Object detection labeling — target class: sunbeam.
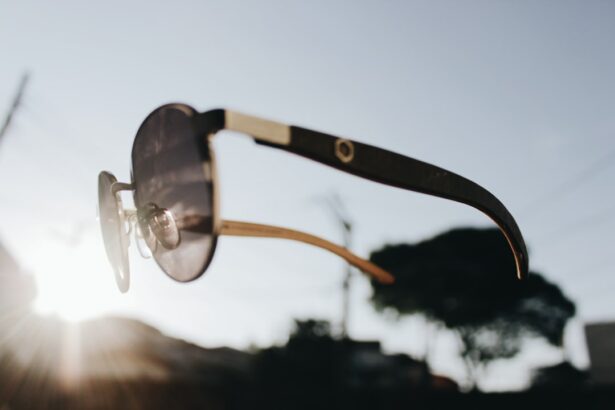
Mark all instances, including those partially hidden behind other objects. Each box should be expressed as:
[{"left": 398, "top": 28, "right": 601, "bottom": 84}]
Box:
[{"left": 31, "top": 231, "right": 118, "bottom": 322}]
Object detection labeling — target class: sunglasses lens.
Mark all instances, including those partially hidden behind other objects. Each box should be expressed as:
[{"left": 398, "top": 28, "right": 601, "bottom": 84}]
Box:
[
  {"left": 131, "top": 104, "right": 217, "bottom": 282},
  {"left": 98, "top": 171, "right": 130, "bottom": 292}
]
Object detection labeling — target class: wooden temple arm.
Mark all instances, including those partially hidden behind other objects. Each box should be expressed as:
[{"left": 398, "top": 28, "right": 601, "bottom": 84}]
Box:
[
  {"left": 219, "top": 220, "right": 395, "bottom": 285},
  {"left": 199, "top": 109, "right": 528, "bottom": 280}
]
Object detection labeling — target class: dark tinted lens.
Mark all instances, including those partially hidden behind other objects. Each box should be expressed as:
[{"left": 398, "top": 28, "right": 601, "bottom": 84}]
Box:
[
  {"left": 131, "top": 104, "right": 216, "bottom": 282},
  {"left": 98, "top": 171, "right": 130, "bottom": 292}
]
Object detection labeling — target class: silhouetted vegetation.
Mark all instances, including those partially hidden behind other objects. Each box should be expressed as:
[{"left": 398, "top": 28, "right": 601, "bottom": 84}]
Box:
[
  {"left": 531, "top": 361, "right": 589, "bottom": 389},
  {"left": 1, "top": 232, "right": 612, "bottom": 409},
  {"left": 369, "top": 227, "right": 576, "bottom": 387}
]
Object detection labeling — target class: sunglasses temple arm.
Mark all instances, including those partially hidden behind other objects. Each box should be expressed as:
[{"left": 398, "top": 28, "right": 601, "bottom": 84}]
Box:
[
  {"left": 200, "top": 109, "right": 527, "bottom": 279},
  {"left": 216, "top": 110, "right": 527, "bottom": 280},
  {"left": 218, "top": 220, "right": 395, "bottom": 285},
  {"left": 271, "top": 128, "right": 528, "bottom": 280}
]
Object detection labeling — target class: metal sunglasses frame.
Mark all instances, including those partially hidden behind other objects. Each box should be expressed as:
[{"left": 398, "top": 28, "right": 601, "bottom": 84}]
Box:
[{"left": 102, "top": 103, "right": 529, "bottom": 292}]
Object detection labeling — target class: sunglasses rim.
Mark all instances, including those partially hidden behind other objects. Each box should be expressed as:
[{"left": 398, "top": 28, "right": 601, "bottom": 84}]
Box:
[
  {"left": 129, "top": 103, "right": 221, "bottom": 283},
  {"left": 98, "top": 170, "right": 131, "bottom": 292}
]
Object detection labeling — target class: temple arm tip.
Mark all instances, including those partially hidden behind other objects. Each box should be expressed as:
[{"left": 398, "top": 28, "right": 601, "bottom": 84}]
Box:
[
  {"left": 515, "top": 250, "right": 529, "bottom": 281},
  {"left": 517, "top": 266, "right": 529, "bottom": 281},
  {"left": 379, "top": 273, "right": 396, "bottom": 285},
  {"left": 364, "top": 264, "right": 395, "bottom": 285}
]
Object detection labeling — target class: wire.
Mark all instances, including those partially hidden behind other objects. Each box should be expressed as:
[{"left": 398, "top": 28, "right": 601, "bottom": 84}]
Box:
[
  {"left": 0, "top": 72, "right": 29, "bottom": 142},
  {"left": 520, "top": 145, "right": 615, "bottom": 217},
  {"left": 533, "top": 203, "right": 615, "bottom": 246}
]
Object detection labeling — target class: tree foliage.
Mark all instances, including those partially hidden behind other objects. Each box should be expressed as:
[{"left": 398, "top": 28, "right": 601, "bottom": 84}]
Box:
[{"left": 369, "top": 227, "right": 576, "bottom": 372}]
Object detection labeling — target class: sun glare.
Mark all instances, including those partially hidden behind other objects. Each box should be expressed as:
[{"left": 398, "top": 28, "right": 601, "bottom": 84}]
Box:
[{"left": 32, "top": 232, "right": 120, "bottom": 322}]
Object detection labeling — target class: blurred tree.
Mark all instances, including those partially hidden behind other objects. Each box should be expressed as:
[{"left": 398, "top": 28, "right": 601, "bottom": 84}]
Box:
[{"left": 369, "top": 227, "right": 576, "bottom": 387}]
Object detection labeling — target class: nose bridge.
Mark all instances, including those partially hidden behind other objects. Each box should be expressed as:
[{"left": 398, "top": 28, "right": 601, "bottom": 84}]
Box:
[{"left": 111, "top": 181, "right": 134, "bottom": 194}]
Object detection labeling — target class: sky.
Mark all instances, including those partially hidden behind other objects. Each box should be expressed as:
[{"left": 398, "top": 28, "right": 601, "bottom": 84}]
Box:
[{"left": 1, "top": 0, "right": 614, "bottom": 390}]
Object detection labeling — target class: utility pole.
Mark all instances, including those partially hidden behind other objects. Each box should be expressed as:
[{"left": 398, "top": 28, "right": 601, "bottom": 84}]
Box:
[
  {"left": 325, "top": 194, "right": 353, "bottom": 339},
  {"left": 0, "top": 72, "right": 29, "bottom": 143}
]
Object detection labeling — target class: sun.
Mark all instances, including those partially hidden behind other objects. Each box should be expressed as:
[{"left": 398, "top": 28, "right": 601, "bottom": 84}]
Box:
[{"left": 32, "top": 232, "right": 121, "bottom": 322}]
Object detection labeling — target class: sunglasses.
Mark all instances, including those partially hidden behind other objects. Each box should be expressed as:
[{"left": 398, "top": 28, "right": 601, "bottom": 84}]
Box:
[{"left": 98, "top": 103, "right": 528, "bottom": 293}]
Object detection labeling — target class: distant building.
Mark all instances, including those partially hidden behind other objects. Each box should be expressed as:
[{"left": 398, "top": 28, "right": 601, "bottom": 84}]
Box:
[{"left": 585, "top": 322, "right": 615, "bottom": 385}]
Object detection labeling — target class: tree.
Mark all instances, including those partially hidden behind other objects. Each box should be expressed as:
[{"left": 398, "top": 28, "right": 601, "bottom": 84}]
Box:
[{"left": 369, "top": 227, "right": 576, "bottom": 387}]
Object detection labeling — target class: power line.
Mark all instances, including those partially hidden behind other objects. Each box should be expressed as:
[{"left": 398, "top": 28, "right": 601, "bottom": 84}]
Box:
[
  {"left": 533, "top": 203, "right": 615, "bottom": 246},
  {"left": 520, "top": 145, "right": 615, "bottom": 217},
  {"left": 323, "top": 193, "right": 354, "bottom": 338},
  {"left": 0, "top": 72, "right": 29, "bottom": 142}
]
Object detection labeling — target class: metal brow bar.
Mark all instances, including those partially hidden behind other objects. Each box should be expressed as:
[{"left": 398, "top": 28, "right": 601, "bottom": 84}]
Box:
[
  {"left": 219, "top": 220, "right": 395, "bottom": 285},
  {"left": 197, "top": 109, "right": 529, "bottom": 280},
  {"left": 224, "top": 111, "right": 291, "bottom": 145}
]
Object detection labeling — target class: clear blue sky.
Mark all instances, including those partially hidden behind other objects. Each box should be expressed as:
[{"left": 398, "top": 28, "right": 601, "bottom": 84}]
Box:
[{"left": 1, "top": 0, "right": 613, "bottom": 390}]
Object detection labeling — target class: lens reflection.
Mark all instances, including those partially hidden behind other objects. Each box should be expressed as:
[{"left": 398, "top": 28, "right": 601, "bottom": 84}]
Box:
[
  {"left": 131, "top": 104, "right": 217, "bottom": 282},
  {"left": 97, "top": 171, "right": 130, "bottom": 292}
]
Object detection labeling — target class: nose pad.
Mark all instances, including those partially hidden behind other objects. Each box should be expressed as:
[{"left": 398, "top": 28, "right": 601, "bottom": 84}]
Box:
[
  {"left": 137, "top": 207, "right": 158, "bottom": 254},
  {"left": 124, "top": 214, "right": 134, "bottom": 237},
  {"left": 148, "top": 207, "right": 181, "bottom": 250},
  {"left": 134, "top": 222, "right": 154, "bottom": 258}
]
